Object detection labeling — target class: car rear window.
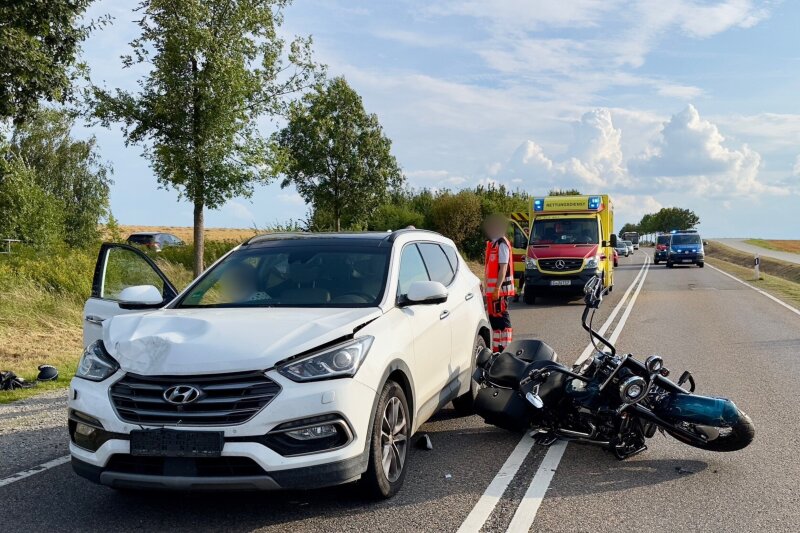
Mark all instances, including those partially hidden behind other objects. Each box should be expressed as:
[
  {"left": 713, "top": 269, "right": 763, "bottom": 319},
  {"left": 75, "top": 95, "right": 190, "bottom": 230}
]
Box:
[{"left": 128, "top": 234, "right": 155, "bottom": 245}]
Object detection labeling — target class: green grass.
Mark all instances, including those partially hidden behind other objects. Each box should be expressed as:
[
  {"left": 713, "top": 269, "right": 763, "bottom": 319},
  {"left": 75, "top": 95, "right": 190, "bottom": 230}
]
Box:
[{"left": 706, "top": 258, "right": 800, "bottom": 310}]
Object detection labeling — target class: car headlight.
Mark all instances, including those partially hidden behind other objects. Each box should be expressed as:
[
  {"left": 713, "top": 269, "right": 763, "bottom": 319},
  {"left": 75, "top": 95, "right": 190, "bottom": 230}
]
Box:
[
  {"left": 525, "top": 257, "right": 537, "bottom": 270},
  {"left": 279, "top": 336, "right": 374, "bottom": 382},
  {"left": 585, "top": 255, "right": 601, "bottom": 269},
  {"left": 76, "top": 340, "right": 120, "bottom": 382}
]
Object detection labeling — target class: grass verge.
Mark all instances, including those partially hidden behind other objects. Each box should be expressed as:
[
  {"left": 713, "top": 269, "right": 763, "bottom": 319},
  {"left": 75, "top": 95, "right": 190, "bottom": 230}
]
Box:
[
  {"left": 744, "top": 239, "right": 800, "bottom": 255},
  {"left": 707, "top": 241, "right": 800, "bottom": 284},
  {"left": 705, "top": 257, "right": 800, "bottom": 310}
]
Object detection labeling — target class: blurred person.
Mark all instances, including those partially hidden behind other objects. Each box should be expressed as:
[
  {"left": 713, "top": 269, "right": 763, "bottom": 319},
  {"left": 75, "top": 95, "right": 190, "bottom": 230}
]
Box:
[{"left": 483, "top": 214, "right": 515, "bottom": 351}]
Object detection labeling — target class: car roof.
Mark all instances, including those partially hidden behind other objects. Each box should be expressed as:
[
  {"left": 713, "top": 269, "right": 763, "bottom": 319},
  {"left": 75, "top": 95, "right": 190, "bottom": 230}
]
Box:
[
  {"left": 242, "top": 229, "right": 447, "bottom": 249},
  {"left": 128, "top": 232, "right": 159, "bottom": 236}
]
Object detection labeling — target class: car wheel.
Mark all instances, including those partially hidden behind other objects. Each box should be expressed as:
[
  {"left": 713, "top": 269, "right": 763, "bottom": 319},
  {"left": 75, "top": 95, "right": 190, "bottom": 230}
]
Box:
[
  {"left": 654, "top": 259, "right": 659, "bottom": 264},
  {"left": 452, "top": 334, "right": 486, "bottom": 416},
  {"left": 698, "top": 262, "right": 705, "bottom": 268},
  {"left": 361, "top": 380, "right": 410, "bottom": 499},
  {"left": 666, "top": 261, "right": 674, "bottom": 268},
  {"left": 523, "top": 286, "right": 536, "bottom": 305}
]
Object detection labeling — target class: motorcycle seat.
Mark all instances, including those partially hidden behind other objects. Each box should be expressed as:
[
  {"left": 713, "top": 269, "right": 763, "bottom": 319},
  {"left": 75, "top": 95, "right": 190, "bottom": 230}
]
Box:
[{"left": 486, "top": 340, "right": 557, "bottom": 388}]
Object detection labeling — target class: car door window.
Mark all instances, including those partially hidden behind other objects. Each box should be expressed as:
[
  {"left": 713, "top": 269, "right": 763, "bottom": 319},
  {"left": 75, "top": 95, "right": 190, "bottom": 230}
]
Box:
[
  {"left": 442, "top": 245, "right": 460, "bottom": 273},
  {"left": 418, "top": 243, "right": 455, "bottom": 286},
  {"left": 397, "top": 244, "right": 430, "bottom": 296},
  {"left": 99, "top": 246, "right": 168, "bottom": 301}
]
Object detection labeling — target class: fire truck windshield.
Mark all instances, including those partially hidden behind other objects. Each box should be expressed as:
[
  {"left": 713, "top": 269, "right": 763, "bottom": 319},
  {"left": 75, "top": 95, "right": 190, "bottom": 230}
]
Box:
[{"left": 531, "top": 219, "right": 598, "bottom": 245}]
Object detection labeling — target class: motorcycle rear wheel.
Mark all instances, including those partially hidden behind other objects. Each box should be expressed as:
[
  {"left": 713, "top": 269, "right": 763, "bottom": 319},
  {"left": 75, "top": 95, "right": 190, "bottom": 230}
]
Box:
[{"left": 667, "top": 409, "right": 755, "bottom": 452}]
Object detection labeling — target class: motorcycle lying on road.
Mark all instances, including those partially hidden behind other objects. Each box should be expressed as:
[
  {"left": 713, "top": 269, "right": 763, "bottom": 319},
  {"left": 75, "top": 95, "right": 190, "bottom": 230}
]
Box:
[{"left": 473, "top": 276, "right": 755, "bottom": 459}]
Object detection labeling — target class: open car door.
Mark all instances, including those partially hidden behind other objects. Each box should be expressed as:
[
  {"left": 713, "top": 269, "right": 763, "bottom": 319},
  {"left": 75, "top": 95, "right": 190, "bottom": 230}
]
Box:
[{"left": 83, "top": 243, "right": 178, "bottom": 347}]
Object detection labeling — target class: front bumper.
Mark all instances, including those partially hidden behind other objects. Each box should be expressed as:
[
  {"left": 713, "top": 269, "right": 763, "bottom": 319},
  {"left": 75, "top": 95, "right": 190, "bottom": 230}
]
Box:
[
  {"left": 68, "top": 370, "right": 377, "bottom": 490},
  {"left": 668, "top": 253, "right": 704, "bottom": 264},
  {"left": 525, "top": 267, "right": 599, "bottom": 291},
  {"left": 654, "top": 250, "right": 668, "bottom": 261}
]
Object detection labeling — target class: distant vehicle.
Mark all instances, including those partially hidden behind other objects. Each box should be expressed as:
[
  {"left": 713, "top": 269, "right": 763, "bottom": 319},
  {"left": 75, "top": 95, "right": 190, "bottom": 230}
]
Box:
[
  {"left": 667, "top": 231, "right": 705, "bottom": 268},
  {"left": 614, "top": 241, "right": 629, "bottom": 258},
  {"left": 622, "top": 240, "right": 634, "bottom": 255},
  {"left": 126, "top": 232, "right": 184, "bottom": 252},
  {"left": 613, "top": 249, "right": 619, "bottom": 266},
  {"left": 621, "top": 231, "right": 639, "bottom": 250},
  {"left": 653, "top": 234, "right": 670, "bottom": 264}
]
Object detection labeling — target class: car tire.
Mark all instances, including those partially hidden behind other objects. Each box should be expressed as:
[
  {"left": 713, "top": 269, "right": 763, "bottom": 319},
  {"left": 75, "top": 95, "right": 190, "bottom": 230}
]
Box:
[
  {"left": 361, "top": 380, "right": 410, "bottom": 499},
  {"left": 452, "top": 334, "right": 486, "bottom": 416},
  {"left": 698, "top": 262, "right": 705, "bottom": 268},
  {"left": 654, "top": 259, "right": 659, "bottom": 265},
  {"left": 523, "top": 286, "right": 536, "bottom": 305},
  {"left": 666, "top": 261, "right": 674, "bottom": 268}
]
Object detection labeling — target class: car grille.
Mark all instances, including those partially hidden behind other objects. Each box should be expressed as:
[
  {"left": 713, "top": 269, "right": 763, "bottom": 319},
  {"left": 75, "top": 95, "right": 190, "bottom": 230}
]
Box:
[
  {"left": 106, "top": 455, "right": 266, "bottom": 477},
  {"left": 538, "top": 258, "right": 584, "bottom": 271},
  {"left": 110, "top": 371, "right": 281, "bottom": 426}
]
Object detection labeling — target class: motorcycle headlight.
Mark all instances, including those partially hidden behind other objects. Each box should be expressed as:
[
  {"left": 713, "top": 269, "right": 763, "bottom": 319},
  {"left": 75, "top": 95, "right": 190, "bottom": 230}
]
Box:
[
  {"left": 525, "top": 257, "right": 537, "bottom": 270},
  {"left": 76, "top": 341, "right": 120, "bottom": 382},
  {"left": 279, "top": 336, "right": 374, "bottom": 382},
  {"left": 585, "top": 255, "right": 601, "bottom": 269}
]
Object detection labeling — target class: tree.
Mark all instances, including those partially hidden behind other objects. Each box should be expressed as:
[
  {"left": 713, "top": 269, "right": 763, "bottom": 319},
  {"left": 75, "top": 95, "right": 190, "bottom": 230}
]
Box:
[
  {"left": 91, "top": 0, "right": 321, "bottom": 276},
  {"left": 0, "top": 108, "right": 111, "bottom": 245},
  {"left": 0, "top": 1, "right": 97, "bottom": 123},
  {"left": 619, "top": 222, "right": 639, "bottom": 235},
  {"left": 429, "top": 191, "right": 482, "bottom": 251},
  {"left": 646, "top": 207, "right": 700, "bottom": 233},
  {"left": 275, "top": 77, "right": 403, "bottom": 231},
  {"left": 548, "top": 188, "right": 582, "bottom": 196}
]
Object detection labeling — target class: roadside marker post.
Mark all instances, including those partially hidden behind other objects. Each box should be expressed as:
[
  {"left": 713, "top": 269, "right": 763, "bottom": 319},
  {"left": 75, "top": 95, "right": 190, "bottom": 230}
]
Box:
[{"left": 754, "top": 254, "right": 760, "bottom": 280}]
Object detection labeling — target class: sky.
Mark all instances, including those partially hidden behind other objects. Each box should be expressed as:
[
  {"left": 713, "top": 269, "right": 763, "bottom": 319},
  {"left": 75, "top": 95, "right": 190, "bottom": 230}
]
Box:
[{"left": 77, "top": 0, "right": 800, "bottom": 237}]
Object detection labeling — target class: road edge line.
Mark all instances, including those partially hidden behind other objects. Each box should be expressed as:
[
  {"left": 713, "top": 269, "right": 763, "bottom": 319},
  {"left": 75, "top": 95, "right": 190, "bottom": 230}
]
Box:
[
  {"left": 0, "top": 455, "right": 70, "bottom": 488},
  {"left": 706, "top": 263, "right": 800, "bottom": 317}
]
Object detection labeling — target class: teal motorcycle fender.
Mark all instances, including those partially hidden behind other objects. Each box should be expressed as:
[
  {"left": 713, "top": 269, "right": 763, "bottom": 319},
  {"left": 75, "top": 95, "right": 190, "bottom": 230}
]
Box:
[{"left": 655, "top": 393, "right": 741, "bottom": 427}]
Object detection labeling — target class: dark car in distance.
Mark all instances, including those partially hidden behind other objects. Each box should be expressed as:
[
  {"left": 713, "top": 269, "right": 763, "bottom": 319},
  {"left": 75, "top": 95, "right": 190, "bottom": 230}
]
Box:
[
  {"left": 653, "top": 234, "right": 670, "bottom": 264},
  {"left": 126, "top": 232, "right": 184, "bottom": 252}
]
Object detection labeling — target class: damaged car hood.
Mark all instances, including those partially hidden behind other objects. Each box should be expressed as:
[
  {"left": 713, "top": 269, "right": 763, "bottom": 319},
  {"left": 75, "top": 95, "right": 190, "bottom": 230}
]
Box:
[{"left": 102, "top": 307, "right": 383, "bottom": 375}]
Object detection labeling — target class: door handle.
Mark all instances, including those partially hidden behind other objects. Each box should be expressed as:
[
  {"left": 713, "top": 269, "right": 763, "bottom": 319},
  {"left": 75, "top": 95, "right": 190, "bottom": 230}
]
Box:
[
  {"left": 465, "top": 292, "right": 474, "bottom": 301},
  {"left": 84, "top": 315, "right": 104, "bottom": 325},
  {"left": 440, "top": 310, "right": 450, "bottom": 320}
]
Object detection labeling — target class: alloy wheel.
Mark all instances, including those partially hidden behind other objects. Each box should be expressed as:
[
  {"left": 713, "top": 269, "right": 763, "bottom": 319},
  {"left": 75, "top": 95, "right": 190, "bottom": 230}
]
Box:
[{"left": 380, "top": 396, "right": 408, "bottom": 482}]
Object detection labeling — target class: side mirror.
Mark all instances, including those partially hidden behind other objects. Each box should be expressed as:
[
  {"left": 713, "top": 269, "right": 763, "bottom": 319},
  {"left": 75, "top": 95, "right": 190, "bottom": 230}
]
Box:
[
  {"left": 703, "top": 240, "right": 709, "bottom": 246},
  {"left": 118, "top": 285, "right": 163, "bottom": 307},
  {"left": 403, "top": 281, "right": 448, "bottom": 305},
  {"left": 609, "top": 234, "right": 618, "bottom": 248}
]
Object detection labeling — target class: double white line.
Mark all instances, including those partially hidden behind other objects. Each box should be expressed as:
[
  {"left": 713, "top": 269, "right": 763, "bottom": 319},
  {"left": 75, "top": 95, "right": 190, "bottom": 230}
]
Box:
[{"left": 459, "top": 255, "right": 652, "bottom": 533}]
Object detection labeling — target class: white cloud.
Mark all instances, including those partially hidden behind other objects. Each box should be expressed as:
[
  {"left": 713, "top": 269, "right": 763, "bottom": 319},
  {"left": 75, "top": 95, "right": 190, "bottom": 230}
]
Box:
[
  {"left": 406, "top": 169, "right": 468, "bottom": 187},
  {"left": 224, "top": 201, "right": 256, "bottom": 222},
  {"left": 614, "top": 194, "right": 664, "bottom": 224},
  {"left": 278, "top": 192, "right": 307, "bottom": 207},
  {"left": 794, "top": 155, "right": 800, "bottom": 177},
  {"left": 630, "top": 105, "right": 784, "bottom": 196}
]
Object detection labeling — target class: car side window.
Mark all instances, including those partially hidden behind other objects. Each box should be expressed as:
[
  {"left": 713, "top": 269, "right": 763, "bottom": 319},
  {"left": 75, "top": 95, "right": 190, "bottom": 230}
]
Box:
[
  {"left": 418, "top": 243, "right": 455, "bottom": 286},
  {"left": 397, "top": 244, "right": 430, "bottom": 296},
  {"left": 442, "top": 245, "right": 460, "bottom": 273}
]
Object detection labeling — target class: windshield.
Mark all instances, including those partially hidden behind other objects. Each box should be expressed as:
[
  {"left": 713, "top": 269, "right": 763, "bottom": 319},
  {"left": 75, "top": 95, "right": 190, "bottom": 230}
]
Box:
[
  {"left": 671, "top": 234, "right": 701, "bottom": 246},
  {"left": 657, "top": 236, "right": 670, "bottom": 245},
  {"left": 622, "top": 241, "right": 632, "bottom": 246},
  {"left": 531, "top": 218, "right": 598, "bottom": 245},
  {"left": 178, "top": 244, "right": 390, "bottom": 308}
]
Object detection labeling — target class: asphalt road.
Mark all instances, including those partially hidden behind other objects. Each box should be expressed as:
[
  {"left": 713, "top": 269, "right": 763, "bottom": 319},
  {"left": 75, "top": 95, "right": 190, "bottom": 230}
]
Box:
[
  {"left": 715, "top": 238, "right": 800, "bottom": 264},
  {"left": 2, "top": 252, "right": 799, "bottom": 532}
]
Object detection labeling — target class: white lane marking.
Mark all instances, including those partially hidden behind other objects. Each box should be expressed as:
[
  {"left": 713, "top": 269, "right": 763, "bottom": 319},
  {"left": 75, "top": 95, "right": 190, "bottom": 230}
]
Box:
[
  {"left": 707, "top": 263, "right": 800, "bottom": 318},
  {"left": 457, "top": 257, "right": 651, "bottom": 533},
  {"left": 0, "top": 455, "right": 70, "bottom": 488},
  {"left": 575, "top": 256, "right": 650, "bottom": 365},
  {"left": 505, "top": 440, "right": 568, "bottom": 533},
  {"left": 457, "top": 437, "right": 537, "bottom": 533},
  {"left": 505, "top": 257, "right": 651, "bottom": 533}
]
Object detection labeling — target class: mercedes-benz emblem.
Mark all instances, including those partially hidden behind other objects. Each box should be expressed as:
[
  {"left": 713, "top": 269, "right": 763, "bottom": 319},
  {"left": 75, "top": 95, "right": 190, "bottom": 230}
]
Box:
[
  {"left": 163, "top": 385, "right": 202, "bottom": 404},
  {"left": 555, "top": 259, "right": 566, "bottom": 270}
]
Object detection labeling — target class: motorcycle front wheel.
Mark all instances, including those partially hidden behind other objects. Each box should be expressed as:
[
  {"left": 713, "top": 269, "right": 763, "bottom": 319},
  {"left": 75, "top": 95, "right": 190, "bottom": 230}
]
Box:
[{"left": 667, "top": 409, "right": 755, "bottom": 452}]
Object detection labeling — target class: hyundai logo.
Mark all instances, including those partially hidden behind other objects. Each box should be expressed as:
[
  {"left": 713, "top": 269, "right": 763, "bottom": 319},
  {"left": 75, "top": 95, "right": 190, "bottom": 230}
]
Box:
[
  {"left": 555, "top": 259, "right": 566, "bottom": 270},
  {"left": 163, "top": 385, "right": 202, "bottom": 405}
]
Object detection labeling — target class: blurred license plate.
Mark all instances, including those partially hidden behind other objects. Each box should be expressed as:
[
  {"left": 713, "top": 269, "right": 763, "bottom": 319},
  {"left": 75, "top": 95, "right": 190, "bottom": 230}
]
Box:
[
  {"left": 550, "top": 280, "right": 571, "bottom": 286},
  {"left": 681, "top": 259, "right": 693, "bottom": 263},
  {"left": 130, "top": 429, "right": 223, "bottom": 457}
]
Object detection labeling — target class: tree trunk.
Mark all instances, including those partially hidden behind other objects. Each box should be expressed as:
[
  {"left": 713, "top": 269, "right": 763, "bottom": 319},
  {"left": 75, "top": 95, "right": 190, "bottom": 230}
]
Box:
[{"left": 193, "top": 199, "right": 204, "bottom": 278}]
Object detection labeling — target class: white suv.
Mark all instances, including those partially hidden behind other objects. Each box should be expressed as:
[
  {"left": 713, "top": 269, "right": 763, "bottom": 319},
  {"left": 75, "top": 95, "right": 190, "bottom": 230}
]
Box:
[{"left": 69, "top": 230, "right": 489, "bottom": 498}]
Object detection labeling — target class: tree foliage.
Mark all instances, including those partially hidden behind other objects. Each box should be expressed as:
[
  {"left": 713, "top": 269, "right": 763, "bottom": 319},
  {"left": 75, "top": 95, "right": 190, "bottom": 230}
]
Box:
[
  {"left": 0, "top": 0, "right": 97, "bottom": 123},
  {"left": 90, "top": 0, "right": 321, "bottom": 275},
  {"left": 0, "top": 109, "right": 111, "bottom": 246},
  {"left": 638, "top": 207, "right": 700, "bottom": 234},
  {"left": 429, "top": 191, "right": 483, "bottom": 251},
  {"left": 548, "top": 188, "right": 582, "bottom": 196},
  {"left": 275, "top": 77, "right": 403, "bottom": 231}
]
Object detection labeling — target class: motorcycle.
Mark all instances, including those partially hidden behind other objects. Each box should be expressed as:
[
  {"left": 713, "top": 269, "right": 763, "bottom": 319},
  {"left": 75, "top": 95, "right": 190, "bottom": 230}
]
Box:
[{"left": 472, "top": 276, "right": 755, "bottom": 459}]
